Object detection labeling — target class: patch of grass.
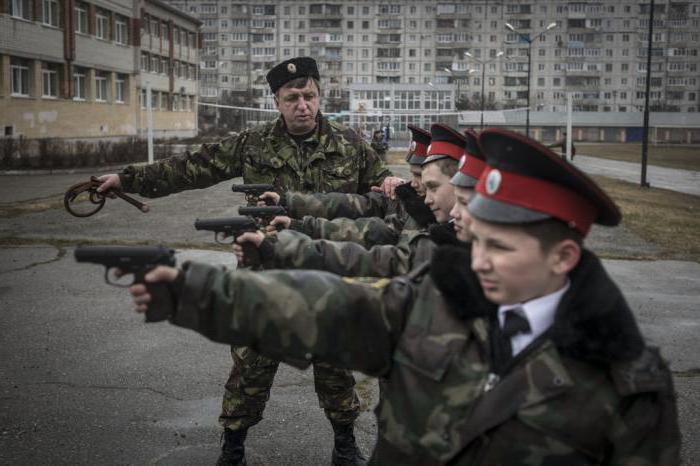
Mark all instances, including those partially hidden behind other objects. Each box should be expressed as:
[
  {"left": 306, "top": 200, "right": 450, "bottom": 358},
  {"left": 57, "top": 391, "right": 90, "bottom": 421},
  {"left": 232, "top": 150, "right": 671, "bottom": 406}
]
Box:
[
  {"left": 386, "top": 149, "right": 408, "bottom": 164},
  {"left": 0, "top": 196, "right": 65, "bottom": 218},
  {"left": 593, "top": 175, "right": 700, "bottom": 262},
  {"left": 579, "top": 143, "right": 700, "bottom": 171}
]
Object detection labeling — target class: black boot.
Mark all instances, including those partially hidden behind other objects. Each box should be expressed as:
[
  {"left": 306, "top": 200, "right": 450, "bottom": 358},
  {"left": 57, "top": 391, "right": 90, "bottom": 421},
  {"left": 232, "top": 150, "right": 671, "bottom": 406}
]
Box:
[
  {"left": 216, "top": 428, "right": 247, "bottom": 466},
  {"left": 331, "top": 421, "right": 367, "bottom": 466}
]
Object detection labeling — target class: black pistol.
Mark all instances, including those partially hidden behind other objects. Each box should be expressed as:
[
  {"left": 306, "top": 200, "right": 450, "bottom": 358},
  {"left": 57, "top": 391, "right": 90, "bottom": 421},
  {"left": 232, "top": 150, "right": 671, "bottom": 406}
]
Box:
[
  {"left": 238, "top": 205, "right": 287, "bottom": 229},
  {"left": 231, "top": 183, "right": 276, "bottom": 205},
  {"left": 74, "top": 245, "right": 176, "bottom": 322},
  {"left": 194, "top": 216, "right": 262, "bottom": 269}
]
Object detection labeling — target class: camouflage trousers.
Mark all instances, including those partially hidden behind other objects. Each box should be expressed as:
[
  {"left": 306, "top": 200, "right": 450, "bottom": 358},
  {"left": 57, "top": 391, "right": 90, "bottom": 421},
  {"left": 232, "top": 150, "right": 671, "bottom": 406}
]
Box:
[{"left": 219, "top": 345, "right": 361, "bottom": 431}]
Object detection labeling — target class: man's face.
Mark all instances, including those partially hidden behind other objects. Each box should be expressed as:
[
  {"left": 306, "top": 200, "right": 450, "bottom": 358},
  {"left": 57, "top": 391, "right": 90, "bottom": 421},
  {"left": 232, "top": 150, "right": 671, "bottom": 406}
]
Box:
[
  {"left": 274, "top": 79, "right": 320, "bottom": 135},
  {"left": 422, "top": 162, "right": 456, "bottom": 223},
  {"left": 470, "top": 218, "right": 564, "bottom": 305},
  {"left": 449, "top": 186, "right": 474, "bottom": 242},
  {"left": 409, "top": 165, "right": 424, "bottom": 196}
]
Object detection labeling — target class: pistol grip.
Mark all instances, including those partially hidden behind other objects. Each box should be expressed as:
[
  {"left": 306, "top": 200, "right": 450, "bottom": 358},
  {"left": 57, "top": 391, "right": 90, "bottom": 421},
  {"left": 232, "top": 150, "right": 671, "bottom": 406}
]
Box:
[
  {"left": 145, "top": 282, "right": 174, "bottom": 322},
  {"left": 134, "top": 270, "right": 173, "bottom": 322},
  {"left": 241, "top": 242, "right": 262, "bottom": 270}
]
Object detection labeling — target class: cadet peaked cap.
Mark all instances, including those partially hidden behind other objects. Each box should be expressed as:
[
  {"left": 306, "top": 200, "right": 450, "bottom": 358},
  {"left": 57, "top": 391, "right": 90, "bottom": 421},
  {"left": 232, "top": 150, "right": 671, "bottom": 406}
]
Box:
[
  {"left": 451, "top": 129, "right": 486, "bottom": 188},
  {"left": 405, "top": 124, "right": 431, "bottom": 165},
  {"left": 422, "top": 124, "right": 467, "bottom": 165},
  {"left": 266, "top": 57, "right": 320, "bottom": 93},
  {"left": 468, "top": 128, "right": 620, "bottom": 236}
]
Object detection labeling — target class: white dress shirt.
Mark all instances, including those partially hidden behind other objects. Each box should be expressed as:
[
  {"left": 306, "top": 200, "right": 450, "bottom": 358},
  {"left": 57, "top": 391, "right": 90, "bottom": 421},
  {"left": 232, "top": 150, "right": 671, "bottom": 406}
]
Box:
[{"left": 498, "top": 281, "right": 571, "bottom": 357}]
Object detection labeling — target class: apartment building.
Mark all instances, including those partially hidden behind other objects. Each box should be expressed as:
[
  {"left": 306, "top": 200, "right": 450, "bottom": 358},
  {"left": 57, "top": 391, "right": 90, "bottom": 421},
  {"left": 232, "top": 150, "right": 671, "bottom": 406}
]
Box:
[
  {"left": 166, "top": 0, "right": 700, "bottom": 117},
  {"left": 1, "top": 0, "right": 200, "bottom": 140}
]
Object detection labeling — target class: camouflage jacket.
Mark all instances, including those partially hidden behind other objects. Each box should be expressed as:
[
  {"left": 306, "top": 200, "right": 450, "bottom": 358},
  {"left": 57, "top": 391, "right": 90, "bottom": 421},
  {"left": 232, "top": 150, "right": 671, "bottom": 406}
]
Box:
[
  {"left": 280, "top": 183, "right": 435, "bottom": 248},
  {"left": 266, "top": 223, "right": 432, "bottom": 277},
  {"left": 282, "top": 190, "right": 407, "bottom": 247},
  {"left": 118, "top": 115, "right": 390, "bottom": 197},
  {"left": 173, "top": 246, "right": 679, "bottom": 465}
]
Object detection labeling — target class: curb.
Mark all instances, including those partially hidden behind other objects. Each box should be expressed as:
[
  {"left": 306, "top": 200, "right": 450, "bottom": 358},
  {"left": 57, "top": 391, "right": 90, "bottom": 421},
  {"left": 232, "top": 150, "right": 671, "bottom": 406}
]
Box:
[{"left": 0, "top": 162, "right": 145, "bottom": 176}]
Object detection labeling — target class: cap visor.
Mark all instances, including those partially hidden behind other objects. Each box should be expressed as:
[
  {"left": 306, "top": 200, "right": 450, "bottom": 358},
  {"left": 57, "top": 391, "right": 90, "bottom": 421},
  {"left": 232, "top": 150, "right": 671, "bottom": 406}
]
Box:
[
  {"left": 407, "top": 154, "right": 426, "bottom": 165},
  {"left": 468, "top": 193, "right": 551, "bottom": 224},
  {"left": 450, "top": 171, "right": 478, "bottom": 188},
  {"left": 421, "top": 154, "right": 450, "bottom": 165}
]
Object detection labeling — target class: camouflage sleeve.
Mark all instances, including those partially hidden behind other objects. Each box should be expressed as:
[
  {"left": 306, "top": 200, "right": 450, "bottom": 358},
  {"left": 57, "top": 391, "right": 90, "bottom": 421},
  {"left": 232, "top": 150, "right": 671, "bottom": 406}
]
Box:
[
  {"left": 118, "top": 134, "right": 246, "bottom": 198},
  {"left": 173, "top": 261, "right": 414, "bottom": 376},
  {"left": 283, "top": 191, "right": 393, "bottom": 220},
  {"left": 291, "top": 216, "right": 400, "bottom": 247},
  {"left": 605, "top": 349, "right": 681, "bottom": 465},
  {"left": 357, "top": 139, "right": 392, "bottom": 192},
  {"left": 269, "top": 230, "right": 416, "bottom": 277}
]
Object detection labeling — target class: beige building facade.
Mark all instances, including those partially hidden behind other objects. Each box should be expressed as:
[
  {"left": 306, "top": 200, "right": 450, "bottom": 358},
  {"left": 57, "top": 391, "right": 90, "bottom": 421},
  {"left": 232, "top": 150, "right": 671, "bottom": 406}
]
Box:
[
  {"left": 167, "top": 0, "right": 700, "bottom": 115},
  {"left": 0, "top": 0, "right": 200, "bottom": 140}
]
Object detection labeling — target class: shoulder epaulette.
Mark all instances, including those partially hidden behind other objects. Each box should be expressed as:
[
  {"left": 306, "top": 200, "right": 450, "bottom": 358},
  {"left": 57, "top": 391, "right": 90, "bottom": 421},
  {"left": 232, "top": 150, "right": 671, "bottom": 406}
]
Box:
[{"left": 610, "top": 346, "right": 673, "bottom": 396}]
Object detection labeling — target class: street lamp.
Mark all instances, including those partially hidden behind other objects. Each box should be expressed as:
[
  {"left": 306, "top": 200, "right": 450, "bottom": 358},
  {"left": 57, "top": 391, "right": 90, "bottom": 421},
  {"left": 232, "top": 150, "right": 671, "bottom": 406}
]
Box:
[
  {"left": 504, "top": 21, "right": 557, "bottom": 137},
  {"left": 464, "top": 50, "right": 505, "bottom": 129},
  {"left": 443, "top": 67, "right": 461, "bottom": 109}
]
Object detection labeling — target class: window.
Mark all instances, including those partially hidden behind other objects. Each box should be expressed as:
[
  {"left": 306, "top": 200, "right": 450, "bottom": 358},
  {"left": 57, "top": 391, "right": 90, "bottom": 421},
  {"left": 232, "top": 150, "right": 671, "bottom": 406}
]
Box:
[
  {"left": 95, "top": 74, "right": 108, "bottom": 101},
  {"left": 11, "top": 0, "right": 32, "bottom": 20},
  {"left": 42, "top": 0, "right": 59, "bottom": 27},
  {"left": 75, "top": 3, "right": 88, "bottom": 33},
  {"left": 42, "top": 63, "right": 58, "bottom": 98},
  {"left": 115, "top": 16, "right": 128, "bottom": 44},
  {"left": 96, "top": 12, "right": 108, "bottom": 40},
  {"left": 73, "top": 68, "right": 86, "bottom": 100},
  {"left": 11, "top": 58, "right": 30, "bottom": 96}
]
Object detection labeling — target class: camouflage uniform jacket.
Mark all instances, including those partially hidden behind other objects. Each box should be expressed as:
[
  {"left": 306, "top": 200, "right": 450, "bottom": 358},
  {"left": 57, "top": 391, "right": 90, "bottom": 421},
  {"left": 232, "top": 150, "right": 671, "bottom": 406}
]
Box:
[
  {"left": 282, "top": 190, "right": 408, "bottom": 248},
  {"left": 173, "top": 245, "right": 679, "bottom": 465},
  {"left": 265, "top": 216, "right": 435, "bottom": 277},
  {"left": 118, "top": 115, "right": 390, "bottom": 197}
]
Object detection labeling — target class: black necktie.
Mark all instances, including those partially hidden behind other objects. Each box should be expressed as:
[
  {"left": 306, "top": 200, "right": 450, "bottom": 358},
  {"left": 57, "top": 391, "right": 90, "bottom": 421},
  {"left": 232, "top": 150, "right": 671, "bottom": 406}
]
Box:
[{"left": 495, "top": 308, "right": 531, "bottom": 373}]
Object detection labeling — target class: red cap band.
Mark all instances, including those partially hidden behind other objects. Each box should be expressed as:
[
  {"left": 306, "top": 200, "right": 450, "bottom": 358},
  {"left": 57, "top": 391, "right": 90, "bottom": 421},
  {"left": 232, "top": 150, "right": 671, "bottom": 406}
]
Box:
[
  {"left": 462, "top": 154, "right": 486, "bottom": 180},
  {"left": 428, "top": 141, "right": 463, "bottom": 161},
  {"left": 476, "top": 167, "right": 599, "bottom": 235},
  {"left": 413, "top": 142, "right": 428, "bottom": 157}
]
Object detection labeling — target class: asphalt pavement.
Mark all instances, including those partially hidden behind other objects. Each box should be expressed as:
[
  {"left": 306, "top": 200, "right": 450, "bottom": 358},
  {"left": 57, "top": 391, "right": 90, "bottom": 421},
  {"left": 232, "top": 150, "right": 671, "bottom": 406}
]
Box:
[
  {"left": 0, "top": 164, "right": 699, "bottom": 464},
  {"left": 571, "top": 154, "right": 700, "bottom": 196}
]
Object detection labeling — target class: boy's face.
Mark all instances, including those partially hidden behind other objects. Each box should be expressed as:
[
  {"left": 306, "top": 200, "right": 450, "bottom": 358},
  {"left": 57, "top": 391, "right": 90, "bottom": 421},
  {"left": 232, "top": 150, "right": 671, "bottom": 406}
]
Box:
[
  {"left": 275, "top": 79, "right": 320, "bottom": 135},
  {"left": 409, "top": 165, "right": 424, "bottom": 196},
  {"left": 449, "top": 186, "right": 474, "bottom": 242},
  {"left": 422, "top": 163, "right": 456, "bottom": 223},
  {"left": 469, "top": 218, "right": 565, "bottom": 305}
]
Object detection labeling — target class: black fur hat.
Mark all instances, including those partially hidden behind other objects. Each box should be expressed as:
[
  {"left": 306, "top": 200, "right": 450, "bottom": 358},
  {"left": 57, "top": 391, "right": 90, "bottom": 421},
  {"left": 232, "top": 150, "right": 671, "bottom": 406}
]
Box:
[{"left": 266, "top": 57, "right": 320, "bottom": 93}]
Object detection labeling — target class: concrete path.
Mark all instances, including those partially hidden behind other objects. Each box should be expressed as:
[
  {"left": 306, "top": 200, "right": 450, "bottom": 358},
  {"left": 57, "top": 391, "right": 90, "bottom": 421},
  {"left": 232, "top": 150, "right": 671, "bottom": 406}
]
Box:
[{"left": 571, "top": 154, "right": 700, "bottom": 196}]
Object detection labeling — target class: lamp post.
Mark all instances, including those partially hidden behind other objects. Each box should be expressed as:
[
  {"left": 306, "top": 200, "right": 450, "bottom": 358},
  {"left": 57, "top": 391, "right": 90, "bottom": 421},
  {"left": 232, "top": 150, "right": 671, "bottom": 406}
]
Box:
[
  {"left": 464, "top": 51, "right": 505, "bottom": 129},
  {"left": 504, "top": 21, "right": 557, "bottom": 137},
  {"left": 443, "top": 67, "right": 468, "bottom": 109}
]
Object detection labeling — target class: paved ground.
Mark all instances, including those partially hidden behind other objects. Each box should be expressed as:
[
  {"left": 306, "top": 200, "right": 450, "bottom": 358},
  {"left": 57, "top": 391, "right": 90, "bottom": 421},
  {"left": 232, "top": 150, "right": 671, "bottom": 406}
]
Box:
[
  {"left": 0, "top": 165, "right": 698, "bottom": 464},
  {"left": 571, "top": 154, "right": 700, "bottom": 196}
]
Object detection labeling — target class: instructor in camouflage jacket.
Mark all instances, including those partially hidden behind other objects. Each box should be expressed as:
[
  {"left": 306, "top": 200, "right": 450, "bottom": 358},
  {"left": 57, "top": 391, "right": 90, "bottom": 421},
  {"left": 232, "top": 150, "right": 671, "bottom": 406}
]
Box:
[{"left": 96, "top": 56, "right": 392, "bottom": 466}]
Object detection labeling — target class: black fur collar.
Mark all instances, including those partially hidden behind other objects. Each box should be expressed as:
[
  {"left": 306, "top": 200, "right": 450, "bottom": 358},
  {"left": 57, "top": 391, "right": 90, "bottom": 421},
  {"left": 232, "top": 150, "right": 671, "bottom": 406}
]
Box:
[
  {"left": 394, "top": 183, "right": 436, "bottom": 228},
  {"left": 430, "top": 246, "right": 645, "bottom": 364}
]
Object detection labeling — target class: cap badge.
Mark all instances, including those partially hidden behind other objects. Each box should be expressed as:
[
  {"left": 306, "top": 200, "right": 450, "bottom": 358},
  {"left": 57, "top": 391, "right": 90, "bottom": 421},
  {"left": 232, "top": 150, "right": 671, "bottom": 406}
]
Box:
[
  {"left": 458, "top": 155, "right": 467, "bottom": 169},
  {"left": 426, "top": 144, "right": 432, "bottom": 154},
  {"left": 287, "top": 63, "right": 297, "bottom": 73},
  {"left": 486, "top": 169, "right": 502, "bottom": 195}
]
